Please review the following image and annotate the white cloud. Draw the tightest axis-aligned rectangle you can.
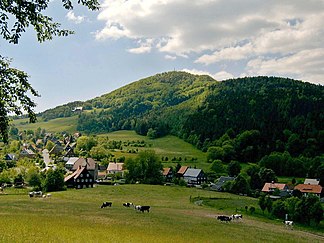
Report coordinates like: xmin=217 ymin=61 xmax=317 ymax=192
xmin=165 ymin=55 xmax=176 ymax=60
xmin=246 ymin=48 xmax=324 ymax=84
xmin=66 ymin=11 xmax=85 ymax=24
xmin=181 ymin=69 xmax=234 ymax=81
xmin=96 ymin=0 xmax=324 ymax=84
xmin=128 ymin=45 xmax=151 ymax=54
xmin=213 ymin=71 xmax=235 ymax=81
xmin=195 ymin=44 xmax=254 ymax=64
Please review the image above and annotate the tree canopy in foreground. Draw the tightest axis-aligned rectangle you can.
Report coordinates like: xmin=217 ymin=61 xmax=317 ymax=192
xmin=0 ymin=0 xmax=100 ymax=143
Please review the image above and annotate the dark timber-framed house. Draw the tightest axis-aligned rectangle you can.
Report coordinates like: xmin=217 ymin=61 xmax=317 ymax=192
xmin=64 ymin=165 xmax=94 ymax=189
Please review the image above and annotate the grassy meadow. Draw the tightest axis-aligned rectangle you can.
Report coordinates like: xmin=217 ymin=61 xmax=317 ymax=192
xmin=105 ymin=130 xmax=208 ymax=170
xmin=0 ymin=185 xmax=323 ymax=243
xmin=12 ymin=116 xmax=78 ymax=134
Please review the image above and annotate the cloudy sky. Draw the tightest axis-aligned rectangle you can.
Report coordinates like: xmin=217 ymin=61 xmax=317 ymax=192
xmin=1 ymin=0 xmax=324 ymax=112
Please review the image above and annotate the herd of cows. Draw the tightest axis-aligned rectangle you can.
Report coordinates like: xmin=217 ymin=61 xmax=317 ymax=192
xmin=29 ymin=191 xmax=51 ymax=198
xmin=216 ymin=214 xmax=293 ymax=229
xmin=100 ymin=201 xmax=151 ymax=213
xmin=217 ymin=214 xmax=243 ymax=222
xmin=27 ymin=192 xmax=293 ymax=229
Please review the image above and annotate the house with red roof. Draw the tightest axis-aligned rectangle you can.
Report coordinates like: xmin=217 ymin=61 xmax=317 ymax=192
xmin=294 ymin=184 xmax=323 ymax=198
xmin=163 ymin=168 xmax=173 ymax=182
xmin=177 ymin=166 xmax=188 ymax=178
xmin=261 ymin=182 xmax=290 ymax=198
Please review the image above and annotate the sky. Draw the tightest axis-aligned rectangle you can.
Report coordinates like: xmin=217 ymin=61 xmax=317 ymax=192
xmin=1 ymin=0 xmax=324 ymax=113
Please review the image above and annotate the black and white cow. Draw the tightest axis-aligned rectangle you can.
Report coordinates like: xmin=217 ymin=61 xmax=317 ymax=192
xmin=284 ymin=220 xmax=293 ymax=229
xmin=29 ymin=191 xmax=43 ymax=198
xmin=217 ymin=215 xmax=232 ymax=222
xmin=101 ymin=202 xmax=112 ymax=208
xmin=139 ymin=206 xmax=150 ymax=213
xmin=123 ymin=202 xmax=134 ymax=207
xmin=231 ymin=214 xmax=243 ymax=220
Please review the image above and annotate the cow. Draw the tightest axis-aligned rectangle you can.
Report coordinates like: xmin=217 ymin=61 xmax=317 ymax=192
xmin=217 ymin=215 xmax=232 ymax=222
xmin=134 ymin=205 xmax=141 ymax=211
xmin=29 ymin=191 xmax=43 ymax=198
xmin=101 ymin=202 xmax=112 ymax=208
xmin=139 ymin=206 xmax=150 ymax=213
xmin=123 ymin=202 xmax=133 ymax=207
xmin=284 ymin=220 xmax=293 ymax=229
xmin=231 ymin=214 xmax=243 ymax=220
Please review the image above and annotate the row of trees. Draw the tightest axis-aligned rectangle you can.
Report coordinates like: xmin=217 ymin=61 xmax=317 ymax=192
xmin=205 ymin=128 xmax=324 ymax=182
xmin=259 ymin=194 xmax=323 ymax=226
xmin=0 ymin=162 xmax=65 ymax=193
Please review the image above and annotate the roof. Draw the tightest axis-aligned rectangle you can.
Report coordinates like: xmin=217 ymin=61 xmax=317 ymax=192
xmin=66 ymin=157 xmax=80 ymax=165
xmin=262 ymin=183 xmax=288 ymax=192
xmin=177 ymin=166 xmax=188 ymax=175
xmin=5 ymin=153 xmax=17 ymax=160
xmin=294 ymin=184 xmax=322 ymax=194
xmin=49 ymin=144 xmax=64 ymax=154
xmin=42 ymin=149 xmax=53 ymax=164
xmin=72 ymin=158 xmax=97 ymax=171
xmin=107 ymin=163 xmax=124 ymax=172
xmin=163 ymin=168 xmax=171 ymax=176
xmin=20 ymin=149 xmax=35 ymax=155
xmin=304 ymin=179 xmax=320 ymax=185
xmin=210 ymin=176 xmax=235 ymax=191
xmin=183 ymin=168 xmax=203 ymax=178
xmin=216 ymin=176 xmax=235 ymax=185
xmin=64 ymin=166 xmax=86 ymax=182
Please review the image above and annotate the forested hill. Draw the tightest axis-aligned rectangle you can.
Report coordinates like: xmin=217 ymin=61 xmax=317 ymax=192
xmin=39 ymin=72 xmax=324 ymax=159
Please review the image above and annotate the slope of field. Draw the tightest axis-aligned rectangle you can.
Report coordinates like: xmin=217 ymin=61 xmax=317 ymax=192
xmin=0 ymin=185 xmax=323 ymax=243
xmin=105 ymin=130 xmax=208 ymax=170
xmin=12 ymin=116 xmax=78 ymax=133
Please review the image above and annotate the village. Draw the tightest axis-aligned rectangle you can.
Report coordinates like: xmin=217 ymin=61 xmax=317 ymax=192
xmin=1 ymin=130 xmax=323 ymax=202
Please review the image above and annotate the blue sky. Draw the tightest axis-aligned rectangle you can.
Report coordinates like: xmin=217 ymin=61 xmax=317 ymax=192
xmin=1 ymin=0 xmax=324 ymax=113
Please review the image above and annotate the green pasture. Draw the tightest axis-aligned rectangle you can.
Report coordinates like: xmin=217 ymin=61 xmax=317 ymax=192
xmin=0 ymin=185 xmax=323 ymax=243
xmin=12 ymin=116 xmax=78 ymax=134
xmin=103 ymin=130 xmax=209 ymax=170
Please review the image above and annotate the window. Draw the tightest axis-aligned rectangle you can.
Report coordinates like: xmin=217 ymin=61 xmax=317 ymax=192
xmin=86 ymin=174 xmax=89 ymax=177
xmin=80 ymin=174 xmax=83 ymax=177
xmin=81 ymin=179 xmax=84 ymax=182
xmin=85 ymin=179 xmax=88 ymax=182
xmin=89 ymin=179 xmax=92 ymax=182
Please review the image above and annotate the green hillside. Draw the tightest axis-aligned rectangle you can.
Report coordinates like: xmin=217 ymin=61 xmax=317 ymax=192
xmin=13 ymin=116 xmax=78 ymax=133
xmin=12 ymin=72 xmax=324 ymax=177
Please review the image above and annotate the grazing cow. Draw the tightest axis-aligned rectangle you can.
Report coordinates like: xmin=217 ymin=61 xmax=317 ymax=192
xmin=123 ymin=202 xmax=133 ymax=207
xmin=46 ymin=193 xmax=52 ymax=198
xmin=29 ymin=191 xmax=43 ymax=198
xmin=139 ymin=206 xmax=150 ymax=213
xmin=231 ymin=214 xmax=243 ymax=220
xmin=217 ymin=215 xmax=232 ymax=222
xmin=101 ymin=202 xmax=112 ymax=208
xmin=284 ymin=220 xmax=293 ymax=229
xmin=134 ymin=205 xmax=142 ymax=211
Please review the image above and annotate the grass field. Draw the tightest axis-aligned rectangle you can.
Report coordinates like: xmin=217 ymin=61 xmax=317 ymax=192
xmin=105 ymin=130 xmax=209 ymax=170
xmin=12 ymin=116 xmax=78 ymax=134
xmin=0 ymin=185 xmax=323 ymax=243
